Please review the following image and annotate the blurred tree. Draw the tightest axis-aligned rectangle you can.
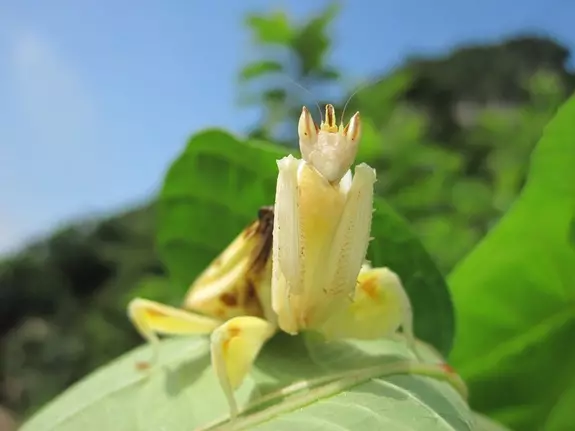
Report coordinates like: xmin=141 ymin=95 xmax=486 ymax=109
xmin=238 ymin=3 xmax=342 ymax=144
xmin=406 ymin=36 xmax=574 ymax=104
xmin=350 ymin=70 xmax=567 ymax=272
xmin=0 ymin=203 xmax=162 ymax=417
xmin=403 ymin=35 xmax=575 ymax=143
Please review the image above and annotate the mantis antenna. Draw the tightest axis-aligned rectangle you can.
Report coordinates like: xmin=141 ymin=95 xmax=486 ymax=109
xmin=285 ymin=74 xmax=386 ymax=126
xmin=340 ymin=74 xmax=387 ymax=126
xmin=283 ymin=75 xmax=323 ymax=124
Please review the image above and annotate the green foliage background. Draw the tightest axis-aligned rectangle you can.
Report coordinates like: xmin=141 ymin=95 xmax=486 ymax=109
xmin=1 ymin=4 xmax=574 ymax=430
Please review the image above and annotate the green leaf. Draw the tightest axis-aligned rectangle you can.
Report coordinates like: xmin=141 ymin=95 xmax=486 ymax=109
xmin=124 ymin=275 xmax=180 ymax=307
xmin=290 ymin=4 xmax=339 ymax=75
xmin=157 ymin=129 xmax=287 ymax=292
xmin=448 ymin=93 xmax=575 ymax=430
xmin=21 ymin=334 xmax=475 ymax=431
xmin=315 ymin=66 xmax=340 ymax=81
xmin=239 ymin=61 xmax=284 ymax=81
xmin=369 ymin=199 xmax=454 ymax=353
xmin=157 ymin=129 xmax=453 ymax=354
xmin=246 ymin=12 xmax=293 ymax=45
xmin=354 ymin=118 xmax=382 ymax=161
xmin=262 ymin=89 xmax=287 ymax=105
xmin=472 ymin=413 xmax=513 ymax=431
xmin=348 ymin=71 xmax=416 ymax=126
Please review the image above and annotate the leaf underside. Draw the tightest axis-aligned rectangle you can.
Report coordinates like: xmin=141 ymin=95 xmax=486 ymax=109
xmin=22 ymin=334 xmax=479 ymax=431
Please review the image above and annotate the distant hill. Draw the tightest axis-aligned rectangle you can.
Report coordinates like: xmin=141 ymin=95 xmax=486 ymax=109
xmin=403 ymin=35 xmax=574 ymax=139
xmin=407 ymin=35 xmax=574 ymax=103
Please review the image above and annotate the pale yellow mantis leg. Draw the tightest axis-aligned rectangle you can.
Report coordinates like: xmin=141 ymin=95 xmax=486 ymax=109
xmin=128 ymin=298 xmax=276 ymax=417
xmin=127 ymin=206 xmax=278 ymax=418
xmin=127 ymin=298 xmax=222 ymax=367
xmin=319 ymin=265 xmax=418 ymax=358
xmin=210 ymin=316 xmax=276 ymax=417
xmin=207 ymin=266 xmax=420 ymax=419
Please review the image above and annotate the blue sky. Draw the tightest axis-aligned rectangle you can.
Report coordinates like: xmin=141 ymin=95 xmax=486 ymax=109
xmin=0 ymin=0 xmax=573 ymax=254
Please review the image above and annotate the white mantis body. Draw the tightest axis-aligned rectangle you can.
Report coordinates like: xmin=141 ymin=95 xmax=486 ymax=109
xmin=128 ymin=104 xmax=424 ymax=418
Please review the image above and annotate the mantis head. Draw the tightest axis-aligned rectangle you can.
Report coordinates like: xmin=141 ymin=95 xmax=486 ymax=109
xmin=298 ymin=104 xmax=362 ymax=184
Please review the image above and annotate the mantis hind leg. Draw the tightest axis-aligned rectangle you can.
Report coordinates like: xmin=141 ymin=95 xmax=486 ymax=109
xmin=127 ymin=297 xmax=221 ymax=368
xmin=128 ymin=298 xmax=275 ymax=418
xmin=318 ymin=265 xmax=419 ymax=359
xmin=210 ymin=316 xmax=276 ymax=417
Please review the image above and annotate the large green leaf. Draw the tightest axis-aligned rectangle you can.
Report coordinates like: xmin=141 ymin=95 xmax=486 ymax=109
xmin=21 ymin=332 xmax=495 ymax=431
xmin=156 ymin=130 xmax=286 ymax=293
xmin=157 ymin=129 xmax=454 ymax=354
xmin=448 ymin=94 xmax=575 ymax=430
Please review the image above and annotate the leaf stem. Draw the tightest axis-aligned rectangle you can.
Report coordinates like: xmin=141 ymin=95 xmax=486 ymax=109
xmin=196 ymin=359 xmax=467 ymax=431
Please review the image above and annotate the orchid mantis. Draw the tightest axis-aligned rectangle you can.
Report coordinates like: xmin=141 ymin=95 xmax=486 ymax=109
xmin=128 ymin=105 xmax=430 ymax=418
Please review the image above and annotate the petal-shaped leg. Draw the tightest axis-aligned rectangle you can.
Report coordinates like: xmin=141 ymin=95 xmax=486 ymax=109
xmin=272 ymin=155 xmax=303 ymax=334
xmin=323 ymin=163 xmax=376 ymax=298
xmin=304 ymin=163 xmax=376 ymax=328
xmin=210 ymin=316 xmax=276 ymax=417
xmin=318 ymin=266 xmax=418 ymax=358
xmin=272 ymin=158 xmax=376 ymax=334
xmin=127 ymin=297 xmax=221 ymax=367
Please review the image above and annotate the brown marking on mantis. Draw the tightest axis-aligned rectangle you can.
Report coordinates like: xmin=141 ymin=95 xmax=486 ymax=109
xmin=242 ymin=221 xmax=259 ymax=239
xmin=361 ymin=276 xmax=379 ymax=300
xmin=245 ymin=280 xmax=257 ymax=301
xmin=250 ymin=206 xmax=274 ymax=273
xmin=220 ymin=292 xmax=238 ymax=307
xmin=322 ymin=104 xmax=337 ymax=132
